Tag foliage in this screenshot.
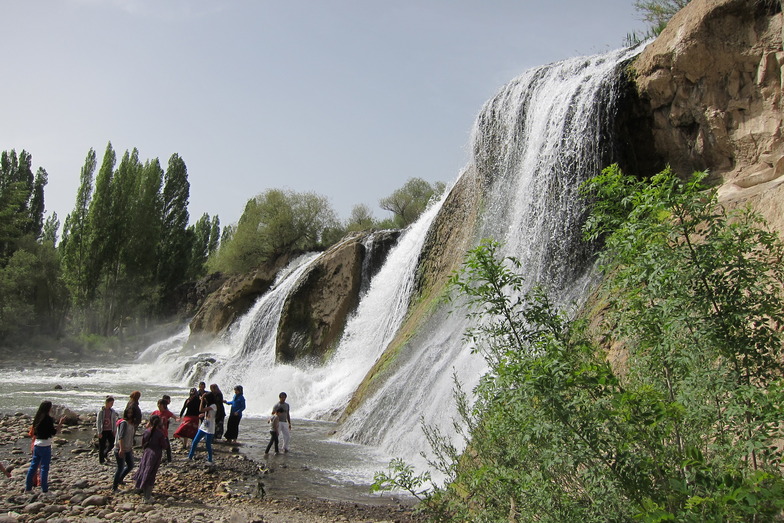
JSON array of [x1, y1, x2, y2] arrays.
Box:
[[379, 177, 445, 228], [209, 188, 339, 274], [346, 203, 376, 232], [0, 150, 63, 342], [58, 144, 218, 338], [626, 0, 691, 44], [379, 165, 784, 521], [371, 458, 432, 501]]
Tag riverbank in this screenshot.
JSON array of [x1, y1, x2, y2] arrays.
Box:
[[0, 411, 421, 522]]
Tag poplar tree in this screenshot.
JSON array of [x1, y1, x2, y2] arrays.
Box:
[[0, 150, 35, 262], [61, 148, 96, 308], [124, 157, 163, 317], [188, 213, 212, 280], [157, 153, 190, 301]]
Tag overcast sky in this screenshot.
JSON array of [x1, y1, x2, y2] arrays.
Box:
[[2, 1, 647, 229]]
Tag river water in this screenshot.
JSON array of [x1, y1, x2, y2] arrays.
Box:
[[0, 361, 407, 505]]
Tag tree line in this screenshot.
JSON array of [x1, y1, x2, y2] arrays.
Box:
[[0, 144, 444, 350]]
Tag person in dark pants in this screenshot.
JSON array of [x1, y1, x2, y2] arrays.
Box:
[[223, 385, 245, 443], [96, 396, 118, 465], [265, 407, 284, 454], [112, 407, 136, 491], [210, 384, 226, 440]]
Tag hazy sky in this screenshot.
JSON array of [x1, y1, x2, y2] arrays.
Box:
[[2, 1, 646, 229]]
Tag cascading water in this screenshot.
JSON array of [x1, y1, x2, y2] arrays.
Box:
[[206, 197, 448, 419], [133, 44, 642, 482], [334, 46, 643, 473]]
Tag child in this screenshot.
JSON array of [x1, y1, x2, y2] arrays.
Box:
[[112, 408, 136, 491], [265, 407, 284, 455], [187, 392, 216, 463], [133, 415, 168, 503]]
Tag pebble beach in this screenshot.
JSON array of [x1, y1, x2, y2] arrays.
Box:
[[0, 409, 420, 523]]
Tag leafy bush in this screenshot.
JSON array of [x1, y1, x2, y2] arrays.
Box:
[[375, 165, 784, 522]]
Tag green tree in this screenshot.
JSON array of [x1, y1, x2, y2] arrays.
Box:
[[379, 177, 445, 228], [208, 215, 220, 256], [61, 148, 97, 308], [83, 142, 117, 310], [635, 0, 690, 32], [346, 203, 376, 232], [210, 188, 339, 274], [157, 153, 191, 300], [628, 0, 690, 42], [123, 157, 164, 317], [187, 213, 213, 280], [0, 150, 36, 262]]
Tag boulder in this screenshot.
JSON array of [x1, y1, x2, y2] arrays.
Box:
[[80, 495, 108, 507], [188, 254, 294, 337], [276, 231, 399, 362]]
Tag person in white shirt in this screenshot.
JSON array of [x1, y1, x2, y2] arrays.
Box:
[[187, 392, 216, 463]]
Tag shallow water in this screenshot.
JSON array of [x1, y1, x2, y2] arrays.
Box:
[[0, 361, 408, 505]]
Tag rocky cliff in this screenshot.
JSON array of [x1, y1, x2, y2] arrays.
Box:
[[632, 0, 784, 229]]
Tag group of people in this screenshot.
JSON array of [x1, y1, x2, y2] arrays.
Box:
[[23, 384, 291, 504]]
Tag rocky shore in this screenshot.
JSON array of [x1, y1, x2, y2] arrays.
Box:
[[0, 410, 421, 523]]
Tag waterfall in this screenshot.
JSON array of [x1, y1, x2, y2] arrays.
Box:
[[334, 46, 642, 472], [140, 45, 642, 479]]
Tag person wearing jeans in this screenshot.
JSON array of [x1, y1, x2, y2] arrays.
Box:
[[112, 409, 136, 491], [188, 392, 216, 462], [25, 400, 63, 496]]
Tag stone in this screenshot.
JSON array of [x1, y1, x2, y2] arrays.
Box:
[[73, 478, 90, 489], [276, 233, 366, 362], [80, 494, 108, 507], [69, 492, 89, 504], [188, 255, 292, 336], [23, 501, 46, 513]]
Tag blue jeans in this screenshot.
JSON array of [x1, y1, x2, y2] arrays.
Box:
[[26, 445, 51, 492], [113, 450, 134, 489], [188, 430, 214, 462]]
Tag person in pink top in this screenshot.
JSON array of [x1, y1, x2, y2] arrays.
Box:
[[151, 397, 176, 463]]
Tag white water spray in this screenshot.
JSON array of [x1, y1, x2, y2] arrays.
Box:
[[334, 46, 642, 473]]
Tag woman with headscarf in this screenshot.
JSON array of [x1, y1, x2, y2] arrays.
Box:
[[133, 415, 168, 503], [173, 387, 200, 449], [223, 385, 245, 444]]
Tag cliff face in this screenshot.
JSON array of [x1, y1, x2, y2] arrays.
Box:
[[633, 0, 784, 228]]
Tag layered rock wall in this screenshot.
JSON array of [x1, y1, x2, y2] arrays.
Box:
[[633, 0, 784, 228]]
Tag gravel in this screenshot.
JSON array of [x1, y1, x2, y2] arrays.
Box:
[[0, 410, 421, 522]]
